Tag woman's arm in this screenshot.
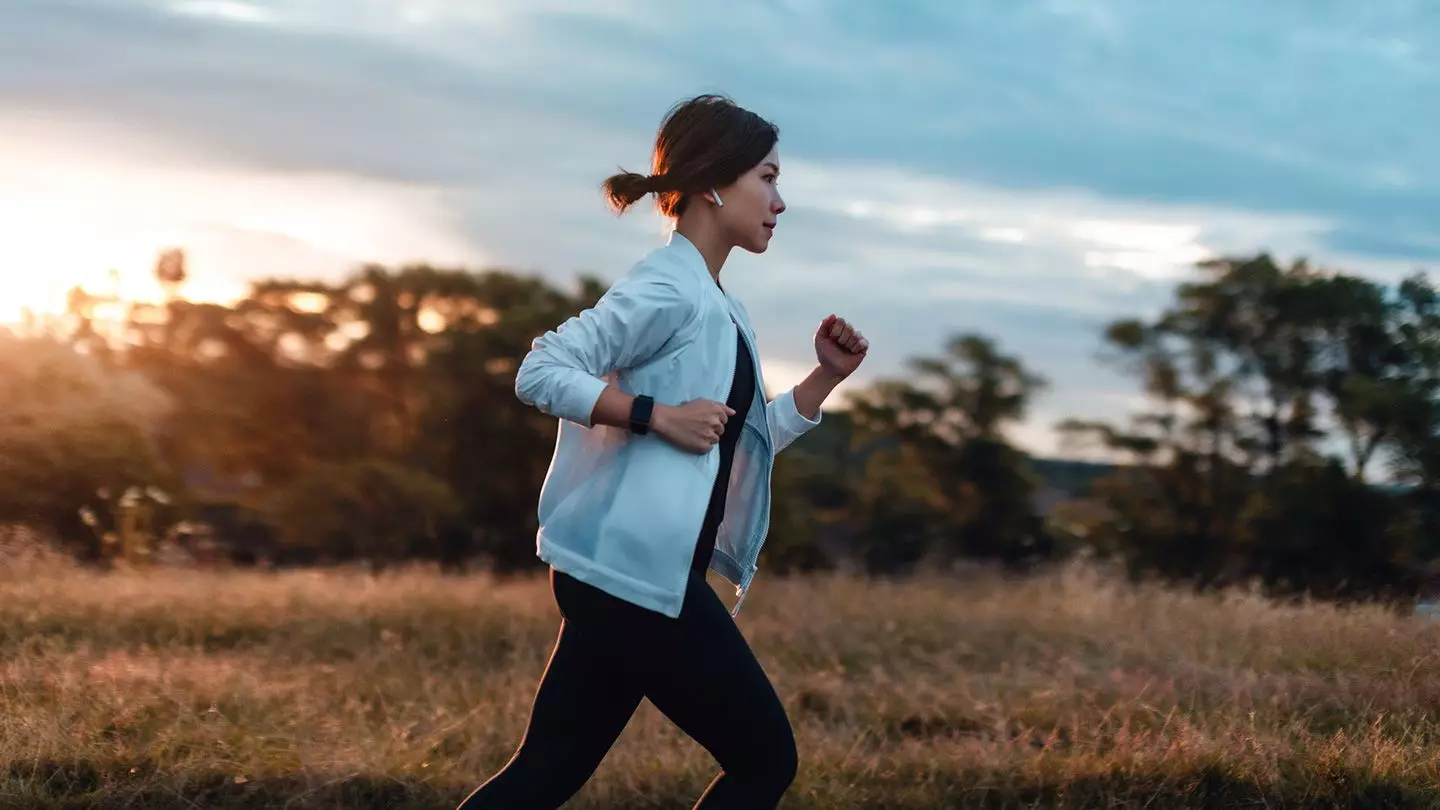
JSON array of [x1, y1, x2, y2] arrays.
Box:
[[791, 365, 846, 421], [766, 314, 868, 454], [515, 272, 694, 428], [587, 385, 641, 429], [519, 270, 737, 452], [591, 386, 736, 453]]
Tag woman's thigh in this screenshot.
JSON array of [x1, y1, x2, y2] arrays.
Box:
[[640, 577, 796, 776]]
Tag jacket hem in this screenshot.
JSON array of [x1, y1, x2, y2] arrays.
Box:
[[537, 532, 686, 618], [710, 548, 745, 586]]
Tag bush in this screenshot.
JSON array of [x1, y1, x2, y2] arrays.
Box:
[[0, 334, 172, 556], [257, 458, 462, 570]]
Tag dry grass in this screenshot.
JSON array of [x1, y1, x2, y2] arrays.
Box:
[[3, 558, 1440, 808]]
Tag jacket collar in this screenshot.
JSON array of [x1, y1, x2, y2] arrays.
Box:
[[667, 230, 766, 425], [666, 229, 739, 313], [666, 230, 712, 283]]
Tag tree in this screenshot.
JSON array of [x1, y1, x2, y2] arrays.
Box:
[[847, 333, 1052, 569], [851, 334, 1047, 446], [1236, 458, 1413, 602], [761, 449, 849, 574], [1059, 254, 1440, 597], [0, 333, 173, 559], [257, 458, 461, 570]]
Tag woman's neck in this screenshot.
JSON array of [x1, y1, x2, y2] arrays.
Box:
[[674, 215, 732, 283]]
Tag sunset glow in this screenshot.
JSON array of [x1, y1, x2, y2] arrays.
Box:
[[0, 113, 482, 326], [0, 211, 245, 325]]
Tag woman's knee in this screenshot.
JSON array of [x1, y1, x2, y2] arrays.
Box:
[[770, 727, 799, 792], [741, 721, 798, 799]]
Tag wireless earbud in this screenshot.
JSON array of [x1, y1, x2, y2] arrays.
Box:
[[711, 188, 724, 207]]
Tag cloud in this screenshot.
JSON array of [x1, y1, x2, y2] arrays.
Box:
[[722, 158, 1431, 453], [168, 0, 277, 25], [5, 1, 1433, 232], [0, 112, 482, 318], [2, 0, 1436, 456]]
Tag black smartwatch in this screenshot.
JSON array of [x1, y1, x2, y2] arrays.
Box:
[[629, 394, 655, 435]]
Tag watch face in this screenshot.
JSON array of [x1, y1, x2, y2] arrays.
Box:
[[629, 395, 655, 435]]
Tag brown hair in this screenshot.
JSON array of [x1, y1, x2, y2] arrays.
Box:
[[602, 94, 779, 217]]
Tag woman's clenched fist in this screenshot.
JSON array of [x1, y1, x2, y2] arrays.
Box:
[[652, 399, 735, 454]]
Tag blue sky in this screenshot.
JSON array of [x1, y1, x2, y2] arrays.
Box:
[[1, 0, 1435, 455]]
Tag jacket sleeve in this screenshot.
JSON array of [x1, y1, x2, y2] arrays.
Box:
[[515, 272, 695, 427], [766, 387, 822, 455]]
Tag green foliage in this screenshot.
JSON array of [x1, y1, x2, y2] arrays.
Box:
[[1237, 458, 1416, 602], [107, 264, 598, 570], [0, 332, 173, 558], [845, 333, 1055, 572], [257, 458, 461, 569], [760, 450, 847, 574], [848, 445, 948, 573], [1060, 254, 1440, 601], [7, 247, 1440, 604], [850, 332, 1047, 445]]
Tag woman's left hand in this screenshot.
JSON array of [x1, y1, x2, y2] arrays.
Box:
[[815, 314, 869, 379]]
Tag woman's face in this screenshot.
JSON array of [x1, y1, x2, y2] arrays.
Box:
[[715, 145, 785, 254]]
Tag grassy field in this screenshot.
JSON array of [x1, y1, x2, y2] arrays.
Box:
[[3, 552, 1440, 809]]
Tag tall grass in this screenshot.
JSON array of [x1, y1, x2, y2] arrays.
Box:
[[3, 556, 1439, 808]]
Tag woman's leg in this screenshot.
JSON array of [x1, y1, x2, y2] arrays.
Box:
[[643, 577, 799, 810], [455, 575, 645, 809]]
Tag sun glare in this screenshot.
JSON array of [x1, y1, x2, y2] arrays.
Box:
[[0, 200, 216, 325], [0, 206, 251, 328], [0, 114, 482, 330]]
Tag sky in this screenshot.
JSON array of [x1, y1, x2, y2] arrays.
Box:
[[1, 0, 1435, 456]]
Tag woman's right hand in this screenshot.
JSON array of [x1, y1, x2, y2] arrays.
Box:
[[652, 399, 735, 454]]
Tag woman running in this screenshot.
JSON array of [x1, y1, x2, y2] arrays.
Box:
[[458, 92, 869, 810]]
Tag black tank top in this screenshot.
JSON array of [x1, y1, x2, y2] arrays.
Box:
[[690, 325, 756, 578]]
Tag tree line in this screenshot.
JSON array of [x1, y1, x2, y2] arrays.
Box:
[[3, 251, 1438, 604]]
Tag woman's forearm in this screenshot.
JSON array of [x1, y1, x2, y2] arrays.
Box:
[[587, 367, 840, 430], [588, 385, 637, 429], [792, 365, 845, 421]]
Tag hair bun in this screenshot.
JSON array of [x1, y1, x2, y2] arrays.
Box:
[[601, 170, 655, 214], [599, 93, 778, 219]]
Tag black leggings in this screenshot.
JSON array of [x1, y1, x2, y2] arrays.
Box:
[[455, 568, 798, 809]]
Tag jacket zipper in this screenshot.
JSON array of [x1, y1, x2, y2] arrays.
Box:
[[730, 449, 772, 617], [729, 319, 773, 617]]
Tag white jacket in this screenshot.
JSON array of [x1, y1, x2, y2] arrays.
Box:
[[515, 231, 822, 618]]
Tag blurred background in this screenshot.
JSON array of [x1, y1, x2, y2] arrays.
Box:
[[4, 0, 1437, 602], [5, 3, 1440, 808]]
